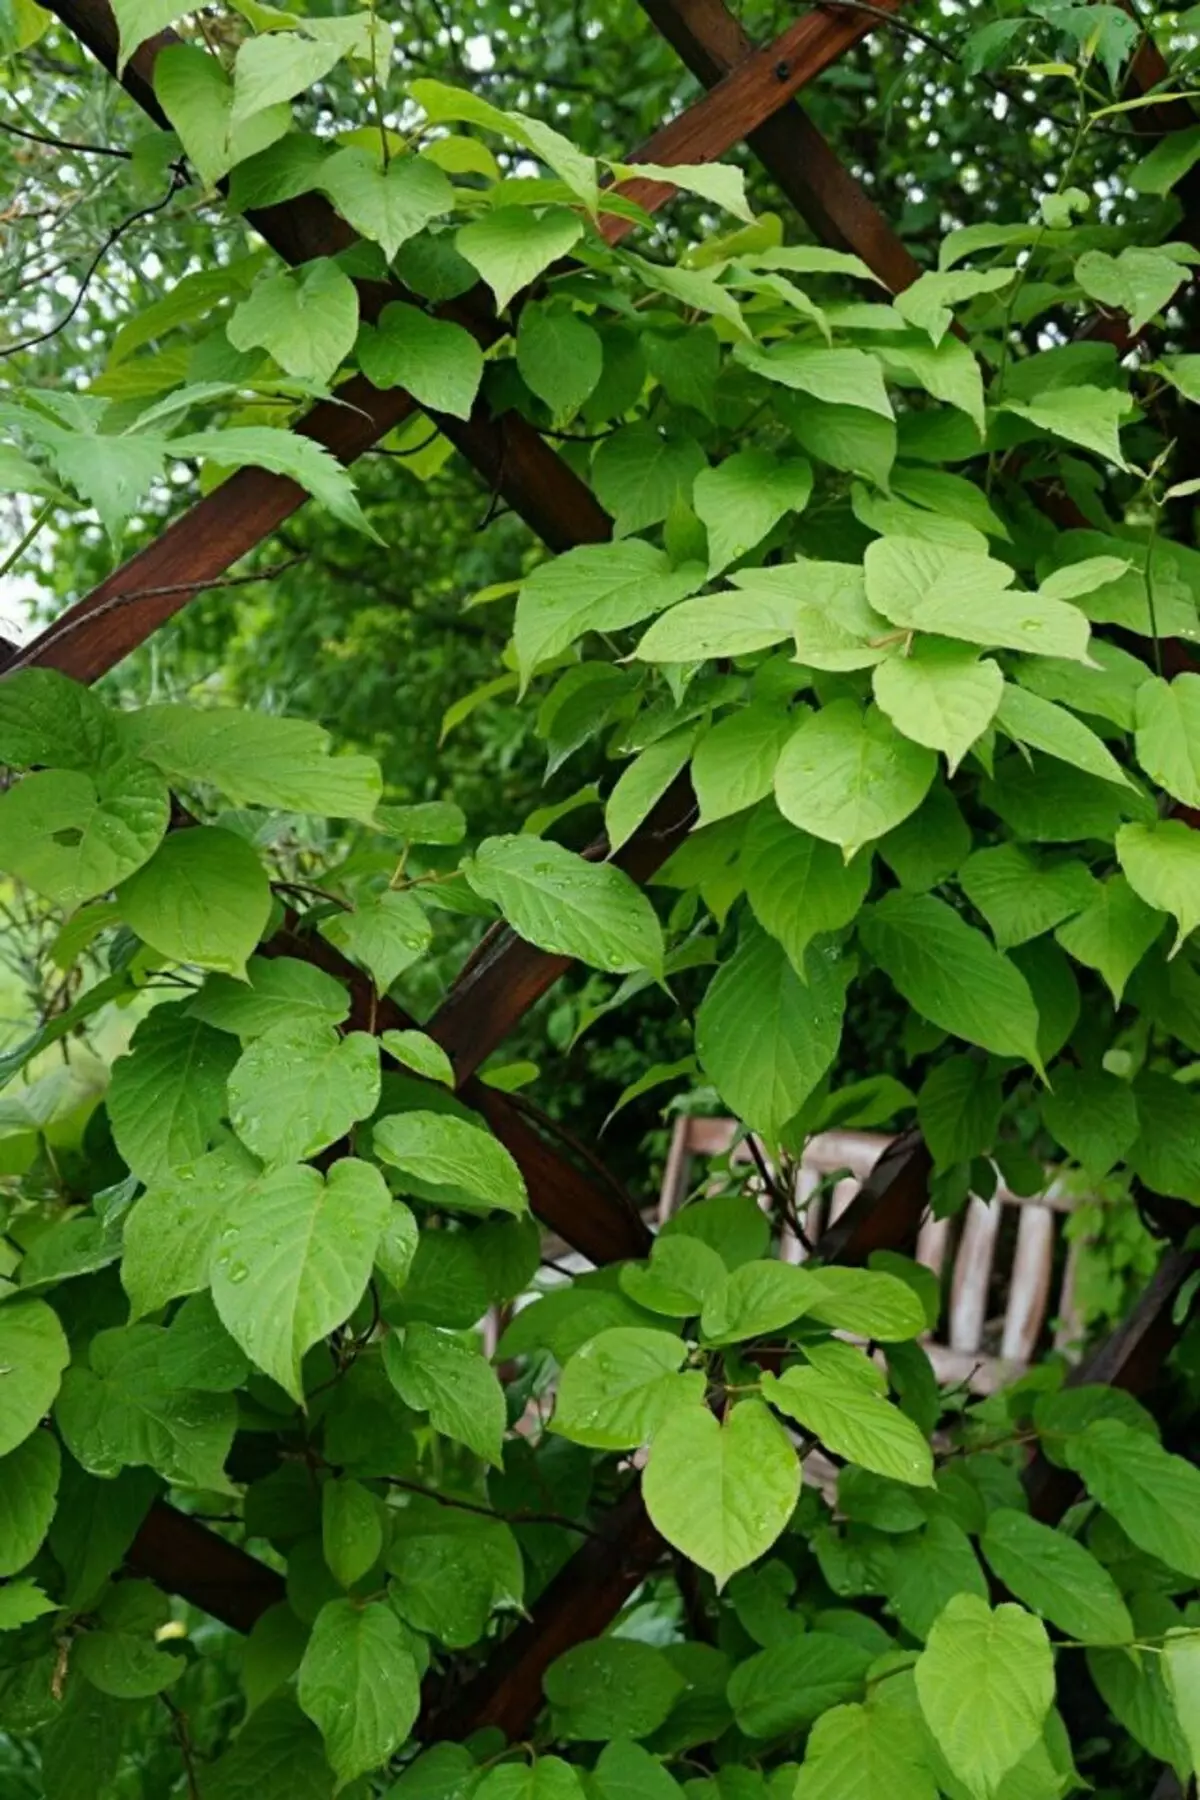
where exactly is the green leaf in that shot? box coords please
[465,834,664,975]
[700,1258,819,1344]
[552,1326,702,1449]
[1040,1066,1138,1176]
[516,301,603,416]
[996,683,1129,787]
[544,1638,684,1741]
[895,267,1016,344]
[212,1158,391,1401]
[917,1056,1002,1169]
[189,955,349,1038]
[0,760,169,910]
[1054,873,1164,1002]
[980,1509,1133,1645]
[693,452,813,575]
[380,1029,454,1087]
[0,1579,55,1630]
[1116,819,1200,954]
[695,927,847,1141]
[1163,1630,1200,1775]
[860,891,1043,1068]
[228,1025,379,1166]
[791,1266,926,1340]
[775,702,936,858]
[593,1739,685,1800]
[55,1324,236,1489]
[231,24,361,123]
[763,1366,933,1486]
[319,890,432,993]
[864,538,1091,662]
[204,1695,333,1800]
[1134,672,1200,807]
[474,1759,587,1800]
[606,728,697,853]
[373,1110,528,1216]
[411,77,597,209]
[320,147,452,261]
[116,826,272,978]
[644,1398,798,1588]
[110,0,191,69]
[959,845,1097,950]
[735,342,893,419]
[620,1234,728,1319]
[619,157,753,221]
[692,706,797,827]
[727,1632,874,1739]
[0,1298,68,1458]
[873,641,1003,772]
[1130,124,1200,195]
[1002,385,1131,469]
[121,1144,255,1320]
[168,425,377,537]
[742,802,872,971]
[388,1496,522,1649]
[0,1430,59,1577]
[591,424,706,537]
[228,258,360,386]
[383,1322,506,1465]
[297,1596,421,1784]
[514,539,702,684]
[0,669,114,771]
[456,206,584,313]
[1060,1419,1200,1578]
[357,300,483,421]
[74,1627,184,1698]
[792,1699,938,1800]
[1129,1070,1200,1204]
[634,585,797,664]
[1088,1596,1191,1777]
[155,45,291,188]
[915,1595,1054,1796]
[1075,246,1189,335]
[877,335,986,434]
[107,1004,238,1182]
[781,394,896,488]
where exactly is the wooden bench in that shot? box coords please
[659,1116,1085,1393]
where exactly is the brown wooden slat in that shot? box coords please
[127,1499,285,1630]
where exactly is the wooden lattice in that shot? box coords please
[10,0,1200,1756]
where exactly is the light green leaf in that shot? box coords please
[1163,1630,1200,1776]
[411,77,597,209]
[643,1398,799,1588]
[228,1025,380,1166]
[959,844,1097,950]
[775,701,936,858]
[0,668,115,771]
[545,1637,685,1741]
[384,1322,506,1465]
[1060,1419,1200,1578]
[633,586,796,664]
[474,1759,587,1800]
[620,1234,728,1320]
[232,27,352,123]
[873,641,1003,772]
[692,705,796,826]
[116,826,272,978]
[695,927,847,1140]
[1134,672,1200,807]
[552,1326,702,1450]
[1054,874,1164,1003]
[980,1508,1133,1645]
[781,394,896,488]
[297,1597,421,1784]
[107,1003,238,1183]
[1130,124,1200,195]
[792,1699,938,1800]
[1075,246,1189,335]
[358,301,483,420]
[591,424,706,538]
[380,1028,454,1087]
[763,1366,933,1486]
[617,158,753,221]
[0,1430,59,1577]
[605,728,696,854]
[1002,385,1130,469]
[625,255,748,335]
[228,258,359,386]
[1040,1065,1138,1176]
[212,1158,391,1401]
[693,452,813,575]
[876,335,985,434]
[121,1145,256,1320]
[895,267,1015,345]
[0,759,168,911]
[1116,819,1200,954]
[742,801,871,970]
[456,206,584,313]
[516,301,603,416]
[189,955,349,1038]
[319,890,432,993]
[860,890,1043,1068]
[797,1265,926,1340]
[700,1259,820,1344]
[515,539,702,684]
[110,0,191,69]
[864,538,1091,662]
[465,834,664,975]
[915,1595,1054,1797]
[735,342,893,418]
[320,147,452,261]
[168,425,377,537]
[0,1298,69,1458]
[373,1110,528,1216]
[0,1579,56,1630]
[727,1633,874,1740]
[996,683,1129,786]
[155,45,291,189]
[74,1627,184,1698]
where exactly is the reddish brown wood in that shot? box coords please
[126,1499,285,1630]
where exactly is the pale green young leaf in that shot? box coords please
[516,302,603,416]
[616,158,753,221]
[875,335,986,434]
[121,1145,256,1320]
[1116,819,1200,954]
[552,1326,702,1450]
[380,1028,454,1087]
[699,1259,821,1344]
[384,1322,507,1465]
[373,1110,528,1216]
[775,701,936,858]
[873,641,1003,772]
[167,426,378,537]
[515,539,702,684]
[643,1399,799,1588]
[110,0,191,69]
[1040,1066,1138,1176]
[0,760,169,911]
[695,928,847,1140]
[0,1430,59,1577]
[1002,385,1131,469]
[228,1025,380,1166]
[742,801,871,970]
[212,1158,391,1401]
[107,1004,238,1183]
[625,256,748,335]
[231,27,352,123]
[297,1597,421,1784]
[154,45,291,188]
[692,705,797,826]
[980,1508,1133,1645]
[619,1234,729,1319]
[188,956,349,1038]
[735,342,892,417]
[320,147,453,260]
[456,207,583,313]
[227,258,359,386]
[763,1366,933,1486]
[319,890,432,993]
[1054,873,1164,1002]
[798,1265,927,1340]
[894,267,1015,345]
[915,1596,1054,1796]
[633,586,796,664]
[860,890,1043,1068]
[959,844,1097,950]
[1060,1419,1200,1578]
[411,77,596,209]
[792,1699,938,1800]
[465,834,664,974]
[1134,672,1200,807]
[1075,246,1189,334]
[116,826,271,978]
[358,301,484,420]
[864,537,1092,662]
[692,451,813,575]
[996,683,1129,787]
[605,727,696,853]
